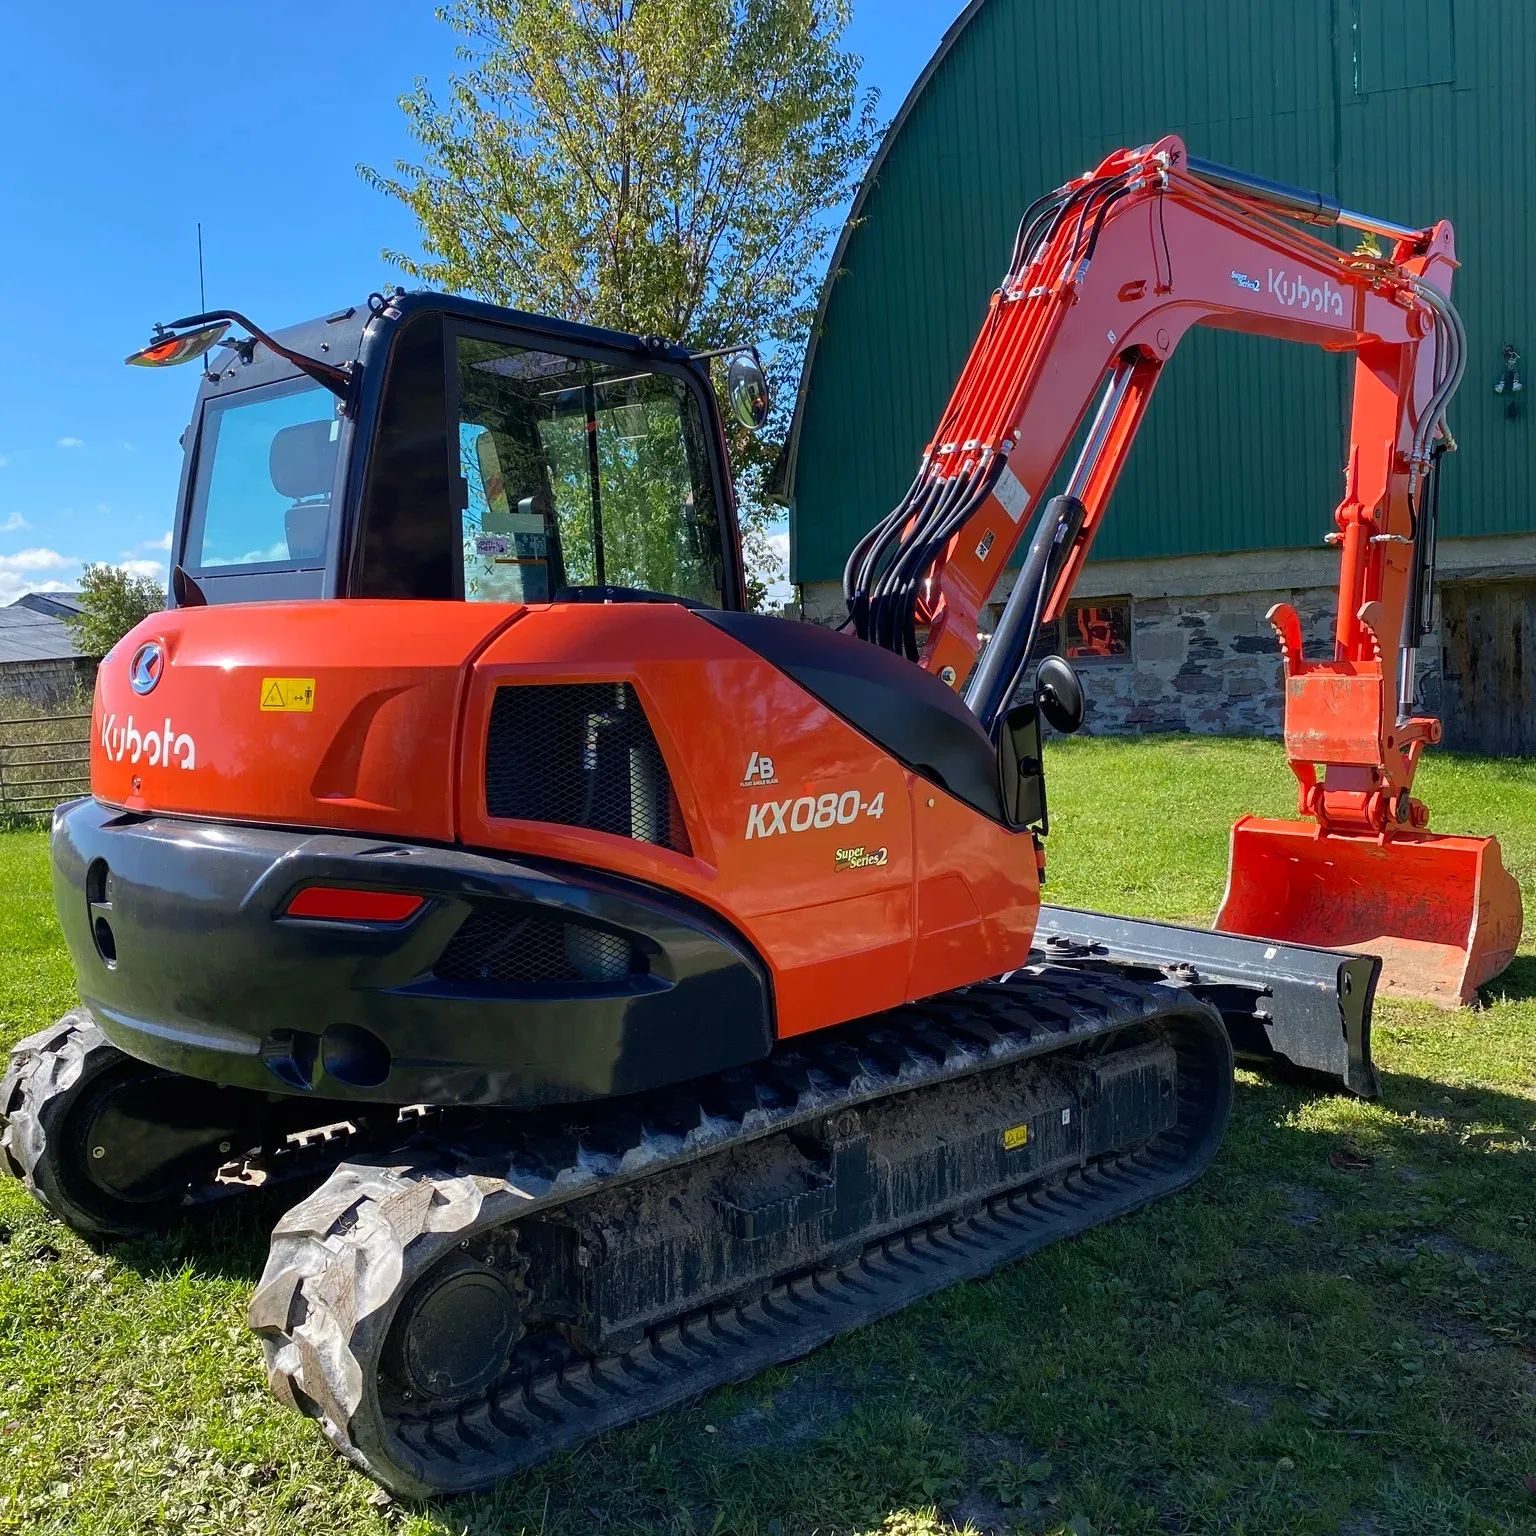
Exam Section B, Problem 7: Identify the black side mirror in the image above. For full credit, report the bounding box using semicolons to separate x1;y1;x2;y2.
997;701;1047;830
1036;654;1086;734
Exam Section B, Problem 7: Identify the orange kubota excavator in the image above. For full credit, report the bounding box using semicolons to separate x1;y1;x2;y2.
0;136;1517;1496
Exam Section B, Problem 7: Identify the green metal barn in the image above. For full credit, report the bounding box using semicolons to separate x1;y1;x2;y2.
778;0;1535;752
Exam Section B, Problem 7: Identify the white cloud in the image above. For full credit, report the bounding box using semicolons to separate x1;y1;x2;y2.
1;513;28;533
57;437;84;449
0;547;71;574
115;558;167;582
0;454;8;468
0;574;75;606
0;551;77;607
145;530;173;551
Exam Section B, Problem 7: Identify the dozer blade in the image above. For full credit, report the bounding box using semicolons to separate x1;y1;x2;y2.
1214;816;1524;1007
1036;904;1379;1097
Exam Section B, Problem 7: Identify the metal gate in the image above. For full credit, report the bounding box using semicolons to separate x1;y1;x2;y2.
0;711;91;816
1440;581;1536;757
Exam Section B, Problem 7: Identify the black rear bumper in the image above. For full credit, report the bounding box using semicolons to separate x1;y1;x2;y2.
50;800;773;1108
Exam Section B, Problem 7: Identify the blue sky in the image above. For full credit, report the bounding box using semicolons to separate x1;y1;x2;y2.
0;1;954;607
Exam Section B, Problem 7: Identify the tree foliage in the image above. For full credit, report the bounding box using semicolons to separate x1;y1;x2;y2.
365;0;880;606
65;565;165;659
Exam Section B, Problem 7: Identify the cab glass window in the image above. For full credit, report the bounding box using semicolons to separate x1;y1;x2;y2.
455;336;724;606
188;379;338;570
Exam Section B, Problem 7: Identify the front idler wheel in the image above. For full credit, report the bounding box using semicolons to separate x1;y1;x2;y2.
380;1247;528;1407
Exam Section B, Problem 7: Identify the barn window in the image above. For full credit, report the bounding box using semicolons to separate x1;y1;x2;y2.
1065;598;1133;663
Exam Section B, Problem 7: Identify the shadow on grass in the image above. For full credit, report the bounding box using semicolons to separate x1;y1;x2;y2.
1477;951;1536;1006
107;1178;328;1284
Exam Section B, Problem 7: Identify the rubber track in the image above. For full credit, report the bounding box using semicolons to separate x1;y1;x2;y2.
0;1010;131;1235
1;1014;439;1234
250;965;1231;1498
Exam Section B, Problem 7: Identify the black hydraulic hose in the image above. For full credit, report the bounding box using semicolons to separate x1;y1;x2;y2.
1009;190;1070;274
966;494;1086;736
844;464;925;624
895;458;1004;659
1080;183;1138;263
1046;180;1111;266
1064;176;1127;264
845;170;1137;660
865;472;953;649
1012;192;1075;277
1007;189;1070;276
872;470;972;652
850;467;937;625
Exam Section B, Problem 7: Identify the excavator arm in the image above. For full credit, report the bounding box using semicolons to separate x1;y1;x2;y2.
847;135;1521;1004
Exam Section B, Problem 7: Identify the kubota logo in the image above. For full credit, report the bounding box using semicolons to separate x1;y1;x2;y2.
129;641;164;695
1268;267;1345;317
101;714;196;771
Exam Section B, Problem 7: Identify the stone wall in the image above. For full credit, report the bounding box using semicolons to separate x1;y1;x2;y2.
1075;588;1329;736
795;575;1449;739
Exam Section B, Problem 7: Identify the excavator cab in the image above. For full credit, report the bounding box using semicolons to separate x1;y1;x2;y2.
139;293;755;614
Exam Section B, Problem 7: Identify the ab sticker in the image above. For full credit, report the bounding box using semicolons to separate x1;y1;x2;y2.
260;678;316;713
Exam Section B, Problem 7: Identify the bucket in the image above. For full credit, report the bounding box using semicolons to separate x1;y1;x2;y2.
1215;816;1523;1006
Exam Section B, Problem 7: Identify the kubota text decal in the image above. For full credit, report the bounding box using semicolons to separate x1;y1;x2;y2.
101;714;196;770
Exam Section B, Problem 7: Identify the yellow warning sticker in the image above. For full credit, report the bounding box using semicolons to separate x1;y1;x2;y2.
1002;1123;1029;1151
260;677;316;713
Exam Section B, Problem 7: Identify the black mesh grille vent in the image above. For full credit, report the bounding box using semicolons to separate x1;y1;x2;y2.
484;682;692;855
434;909;641;985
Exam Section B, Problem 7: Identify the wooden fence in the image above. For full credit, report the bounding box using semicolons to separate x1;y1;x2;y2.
0;711;92;817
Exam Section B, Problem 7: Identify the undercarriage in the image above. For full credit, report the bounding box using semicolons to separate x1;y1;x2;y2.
3;964;1230;1496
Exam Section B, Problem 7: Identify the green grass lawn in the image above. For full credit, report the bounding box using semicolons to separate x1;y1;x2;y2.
1;737;1533;1536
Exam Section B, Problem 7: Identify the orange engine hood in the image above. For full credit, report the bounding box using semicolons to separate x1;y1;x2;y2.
92;601;523;838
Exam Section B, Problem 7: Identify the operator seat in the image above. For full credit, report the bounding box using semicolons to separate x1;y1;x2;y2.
269;419;339;562
697;609;1005;824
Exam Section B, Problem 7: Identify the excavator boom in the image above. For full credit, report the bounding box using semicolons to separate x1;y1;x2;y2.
847;135;1521;1004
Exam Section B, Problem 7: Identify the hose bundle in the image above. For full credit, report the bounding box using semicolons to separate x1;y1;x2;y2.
843;170;1138;659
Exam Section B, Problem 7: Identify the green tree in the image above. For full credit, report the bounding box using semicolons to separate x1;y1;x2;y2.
65;565;165;659
365;0;880;607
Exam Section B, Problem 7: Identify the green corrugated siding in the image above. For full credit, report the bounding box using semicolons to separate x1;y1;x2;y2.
791;0;1535;583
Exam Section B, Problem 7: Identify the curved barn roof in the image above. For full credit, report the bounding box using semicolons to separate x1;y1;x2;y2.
781;0;1535;587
